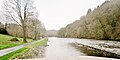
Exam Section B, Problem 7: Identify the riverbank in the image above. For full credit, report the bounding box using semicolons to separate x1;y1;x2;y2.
70;38;120;59
15;38;48;59
0;38;48;60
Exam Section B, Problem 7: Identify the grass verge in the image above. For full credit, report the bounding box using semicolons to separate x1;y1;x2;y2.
0;34;33;50
0;38;48;60
31;38;48;47
0;48;29;60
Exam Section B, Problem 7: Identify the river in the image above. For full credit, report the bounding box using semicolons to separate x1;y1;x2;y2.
41;37;120;60
20;37;120;60
44;37;86;59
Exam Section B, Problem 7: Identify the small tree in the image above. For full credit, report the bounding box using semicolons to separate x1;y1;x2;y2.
87;8;92;15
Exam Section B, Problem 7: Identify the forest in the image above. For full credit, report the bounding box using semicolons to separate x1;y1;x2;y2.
58;0;120;40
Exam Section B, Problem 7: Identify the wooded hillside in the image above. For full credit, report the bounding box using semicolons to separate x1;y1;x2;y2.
58;0;120;40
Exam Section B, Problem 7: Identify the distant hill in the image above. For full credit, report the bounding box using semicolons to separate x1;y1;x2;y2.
46;30;58;37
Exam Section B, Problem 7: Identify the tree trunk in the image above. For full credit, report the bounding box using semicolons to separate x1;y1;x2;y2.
34;30;37;40
4;23;7;30
23;24;27;43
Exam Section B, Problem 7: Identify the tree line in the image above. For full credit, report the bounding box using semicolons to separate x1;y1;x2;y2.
58;0;120;40
0;0;46;42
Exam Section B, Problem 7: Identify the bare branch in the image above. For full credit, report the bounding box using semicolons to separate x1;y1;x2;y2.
7;11;22;27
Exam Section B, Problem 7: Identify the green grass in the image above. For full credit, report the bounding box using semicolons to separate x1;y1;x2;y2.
0;48;29;60
31;38;48;47
0;34;33;50
0;38;48;60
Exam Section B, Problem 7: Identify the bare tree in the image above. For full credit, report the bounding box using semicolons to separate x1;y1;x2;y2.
26;18;41;40
2;0;36;42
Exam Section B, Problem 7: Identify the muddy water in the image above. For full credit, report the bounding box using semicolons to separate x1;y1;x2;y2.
44;37;86;59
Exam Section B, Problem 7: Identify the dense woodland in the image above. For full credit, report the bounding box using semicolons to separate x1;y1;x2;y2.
58;0;120;40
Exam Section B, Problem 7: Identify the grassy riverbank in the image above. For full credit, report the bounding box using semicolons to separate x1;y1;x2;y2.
0;38;48;60
0;34;33;50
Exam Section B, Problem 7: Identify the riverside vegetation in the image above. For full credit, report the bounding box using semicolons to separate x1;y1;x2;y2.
58;0;120;40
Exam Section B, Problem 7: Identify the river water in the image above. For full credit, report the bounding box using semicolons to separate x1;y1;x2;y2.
43;37;86;59
42;37;120;60
19;37;120;60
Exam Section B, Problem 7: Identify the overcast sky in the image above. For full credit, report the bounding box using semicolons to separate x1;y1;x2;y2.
0;0;106;30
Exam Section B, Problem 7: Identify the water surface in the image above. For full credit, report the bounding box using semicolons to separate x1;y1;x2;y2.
44;37;86;59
